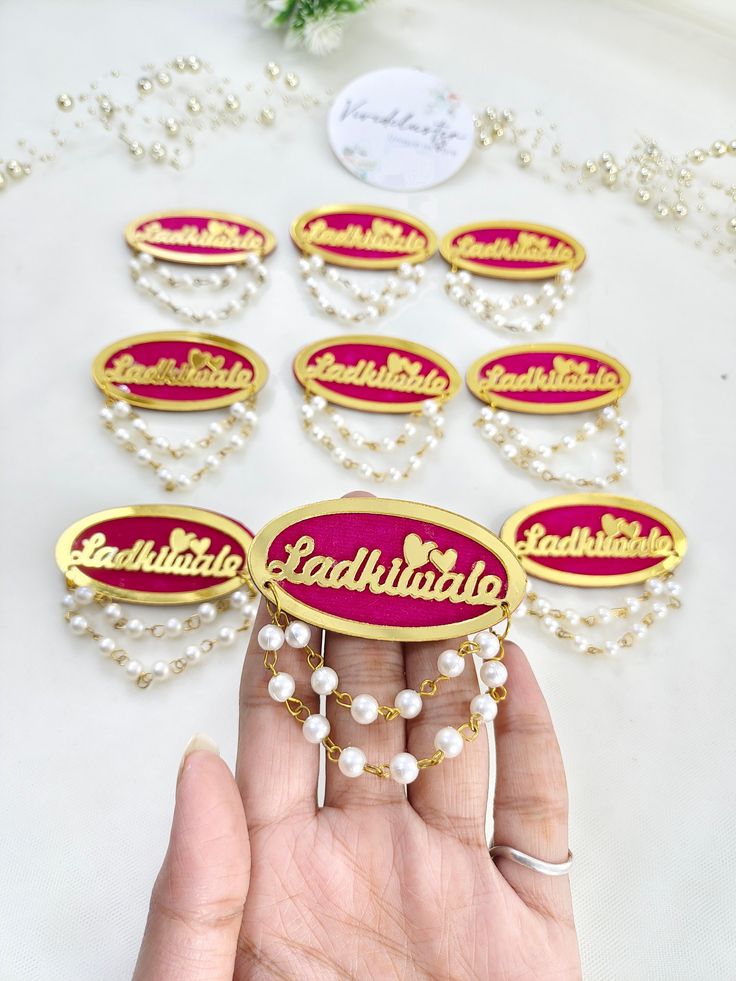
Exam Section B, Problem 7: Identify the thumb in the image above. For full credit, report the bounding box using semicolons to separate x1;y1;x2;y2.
133;734;250;981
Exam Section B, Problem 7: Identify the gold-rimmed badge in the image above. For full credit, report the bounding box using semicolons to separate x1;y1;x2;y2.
125;210;276;265
501;494;686;588
93;332;269;412
248;497;527;641
440;221;585;280
467;344;630;415
294;335;461;414
291;204;437;270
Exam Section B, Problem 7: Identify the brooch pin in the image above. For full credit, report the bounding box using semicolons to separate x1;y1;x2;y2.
94;332;268;491
501;494;686;656
441;221;585;334
291;205;436;325
125;210;276;325
467;344;631;488
57;506;258;688
248;497;526;783
294;335;460;482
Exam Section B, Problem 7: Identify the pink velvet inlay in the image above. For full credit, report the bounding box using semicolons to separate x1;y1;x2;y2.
478;350;619;406
515;504;672;576
303;211;426;261
298;341;449;406
70;515;249;594
104;339;254;402
268;512;509;628
453;226;574;270
135;214;260;258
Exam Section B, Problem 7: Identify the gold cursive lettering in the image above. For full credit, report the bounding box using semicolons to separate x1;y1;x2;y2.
304;217;426;255
133;219;263;252
516;516;674;560
105;348;253;391
450;231;574;264
69;529;243;578
306;351;448;397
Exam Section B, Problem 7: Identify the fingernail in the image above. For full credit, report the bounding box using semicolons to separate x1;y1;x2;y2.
177;732;219;783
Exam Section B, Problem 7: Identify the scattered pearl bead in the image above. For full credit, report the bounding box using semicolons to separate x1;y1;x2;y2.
198;602;217;623
98;637;116;655
125;659;144;679
125;618;145;639
218;626;236;646
185;645;201;663
153;660;171;681
258;624;284;651
69;615;88;635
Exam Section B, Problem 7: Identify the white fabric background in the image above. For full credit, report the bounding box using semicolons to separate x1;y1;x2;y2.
1;2;734;979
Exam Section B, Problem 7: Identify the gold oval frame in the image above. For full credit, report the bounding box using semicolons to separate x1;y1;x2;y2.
248;497;527;641
500;494;687;588
56;505;254;604
466;343;630;415
293;334;461;414
290;204;437;270
124;210;277;265
440;220;586;280
92;331;269;412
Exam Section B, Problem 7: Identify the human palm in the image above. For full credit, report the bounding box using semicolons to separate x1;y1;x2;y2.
134;603;579;980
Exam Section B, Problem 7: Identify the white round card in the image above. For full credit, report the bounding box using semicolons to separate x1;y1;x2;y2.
328;67;475;191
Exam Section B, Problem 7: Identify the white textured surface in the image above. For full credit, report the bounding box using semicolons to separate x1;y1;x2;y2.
0;2;734;979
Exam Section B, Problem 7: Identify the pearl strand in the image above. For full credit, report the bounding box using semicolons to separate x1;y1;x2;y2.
445;267;575;333
299;254;424;324
299;394;444;482
130;251;267;324
521;574;682;656
99;397;258;491
62;585;257;687
476;403;628;489
258;612;510;783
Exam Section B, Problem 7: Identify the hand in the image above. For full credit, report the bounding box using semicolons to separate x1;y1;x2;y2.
133;605;580;979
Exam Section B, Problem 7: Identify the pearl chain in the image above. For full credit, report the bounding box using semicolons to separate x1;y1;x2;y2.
258;609;511;784
62;583;257;687
476;403;628;489
99;396;258;491
445;267;575;333
130;251;268;324
300;393;445;482
298;254;424;324
519;574;681;656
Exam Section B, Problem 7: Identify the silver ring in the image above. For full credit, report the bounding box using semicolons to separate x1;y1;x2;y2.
489;844;573;877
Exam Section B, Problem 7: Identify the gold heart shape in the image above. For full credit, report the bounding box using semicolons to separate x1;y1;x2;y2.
169;527;195;553
552;355;587;375
189;536;212;556
403;533;437;568
386;352;422;377
430;547;458;573
616;519;641;539
600;513;620;536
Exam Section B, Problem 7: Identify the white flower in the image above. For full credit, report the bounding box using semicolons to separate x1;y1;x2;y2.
300;11;344;55
246;0;288;28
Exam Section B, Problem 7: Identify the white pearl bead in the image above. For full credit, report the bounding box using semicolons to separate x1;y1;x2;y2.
98;637;116;655
285;620;311;648
175;474;192;491
126;618;145;639
434;726;464;759
230;590;248;610
573;635;587;652
104;602;122;621
475;630;501;659
218;626;236;646
646;578;664;595
602;406;617;421
470;693;498;723
113;400;131;418
652;602;668;619
125;659;144;679
69;614;88;635
632;623;648;638
198;602;217;623
153;660;170;681
229;434;245;450
389;752;419;785
302;713;330;744
603;641;619;656
626;597;641;613
185;644;201;663
480;659;508;688
542;615;558;632
74;586;95;606
564;608;580;625
153;435;170;451
437;648;465;677
665;581;681;597
61;593;77;612
136;448;152;465
157;467;173;485
359;463;374;479
165;617;183;638
596;606;612;624
205;454;220;470
394;689;422;719
338;746;366;778
350;693;379;725
561;434;576;449
268;672;295;702
536;597;552;614
311;665;338;695
258;624;284;651
209;422;223;437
